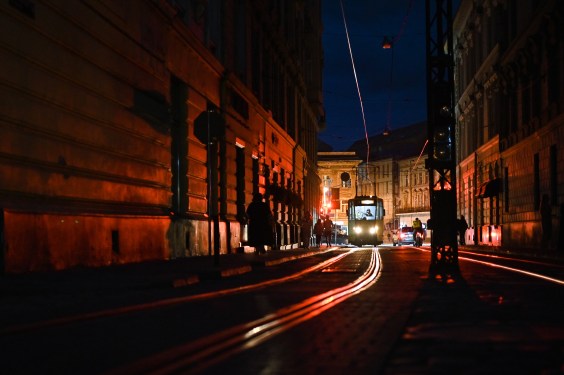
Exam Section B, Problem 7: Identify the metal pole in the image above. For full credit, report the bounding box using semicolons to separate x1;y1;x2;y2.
207;111;212;259
426;0;459;278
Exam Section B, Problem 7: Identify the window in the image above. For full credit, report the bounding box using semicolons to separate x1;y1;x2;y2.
236;144;246;220
534;153;540;209
550;145;557;205
503;167;508;212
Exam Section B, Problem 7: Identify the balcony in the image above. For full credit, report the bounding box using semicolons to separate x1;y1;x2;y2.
395;205;430;214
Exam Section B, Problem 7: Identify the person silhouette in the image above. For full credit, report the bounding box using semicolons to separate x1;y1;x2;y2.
314;218;324;247
458;215;468;245
246;193;273;254
323;215;333;246
300;210;313;249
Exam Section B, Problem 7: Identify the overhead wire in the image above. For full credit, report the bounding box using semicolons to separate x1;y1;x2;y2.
391;0;415;45
337;0;417;165
339;0;370;164
384;0;415;135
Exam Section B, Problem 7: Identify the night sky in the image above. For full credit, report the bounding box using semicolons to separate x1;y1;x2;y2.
321;0;460;151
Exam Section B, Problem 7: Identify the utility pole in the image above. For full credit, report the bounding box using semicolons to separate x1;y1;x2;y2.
425;0;459;278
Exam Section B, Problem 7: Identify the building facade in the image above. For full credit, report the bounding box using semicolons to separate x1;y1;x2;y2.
454;0;564;252
345;123;431;237
0;0;323;273
318;148;430;241
396;156;430;229
317;152;362;233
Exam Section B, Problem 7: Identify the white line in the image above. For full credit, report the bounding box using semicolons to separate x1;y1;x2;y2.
459;250;564;268
458;255;564;286
415;247;564;285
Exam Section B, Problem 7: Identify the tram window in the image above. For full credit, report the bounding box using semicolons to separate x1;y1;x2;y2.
354;206;376;220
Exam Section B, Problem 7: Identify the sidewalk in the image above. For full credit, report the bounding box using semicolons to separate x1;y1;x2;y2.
0;247;331;298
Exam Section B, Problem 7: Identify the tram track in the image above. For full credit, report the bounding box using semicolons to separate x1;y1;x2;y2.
414;247;564;285
2;249;354;335
106;248;381;374
2;248;383;374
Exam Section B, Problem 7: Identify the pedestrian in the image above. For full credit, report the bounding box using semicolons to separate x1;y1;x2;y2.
412;217;423;238
458;215;468;245
246;193;273;254
300;210;313;249
323;215;333;247
313;218;324;247
540;194;552;249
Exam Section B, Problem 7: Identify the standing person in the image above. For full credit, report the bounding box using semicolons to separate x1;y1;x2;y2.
313;218;324;247
300;210;313;249
458;215;468;245
323;215;333;247
246;193;273;254
412;217;423;238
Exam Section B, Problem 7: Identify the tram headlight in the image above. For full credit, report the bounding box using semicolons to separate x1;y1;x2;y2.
369;226;377;234
353;226;362;234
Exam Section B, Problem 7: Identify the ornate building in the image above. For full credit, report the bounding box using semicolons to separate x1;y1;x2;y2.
317;151;362;231
321;123;430;239
454;0;563;251
0;0;323;273
396;155;429;229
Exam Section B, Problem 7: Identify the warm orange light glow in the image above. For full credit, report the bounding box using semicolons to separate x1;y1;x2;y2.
322;186;330;208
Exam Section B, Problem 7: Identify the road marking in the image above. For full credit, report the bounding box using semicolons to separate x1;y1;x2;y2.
105;249;382;375
415;248;564;286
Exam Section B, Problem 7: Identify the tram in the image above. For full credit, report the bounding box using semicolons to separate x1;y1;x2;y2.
347;195;385;246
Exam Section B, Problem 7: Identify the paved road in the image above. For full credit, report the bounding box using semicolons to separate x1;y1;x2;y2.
1;246;562;374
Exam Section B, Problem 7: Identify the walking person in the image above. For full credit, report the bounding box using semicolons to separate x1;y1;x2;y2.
458;215;468;245
323;215;333;247
300;210;313;249
313;218;324;247
246;193;273;254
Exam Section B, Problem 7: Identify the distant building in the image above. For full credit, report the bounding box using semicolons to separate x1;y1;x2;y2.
317;152;362;233
454;0;563;251
396;156;430;229
321;123;431;239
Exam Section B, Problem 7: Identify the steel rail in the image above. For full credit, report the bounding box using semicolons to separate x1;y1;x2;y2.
105;248;382;375
416;248;564;285
459;250;564;269
2;250;353;335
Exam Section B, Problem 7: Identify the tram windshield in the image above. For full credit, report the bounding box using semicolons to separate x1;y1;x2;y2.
354;205;376;220
349;197;384;221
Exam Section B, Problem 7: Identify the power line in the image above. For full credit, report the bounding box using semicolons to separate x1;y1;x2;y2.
339;0;370;164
